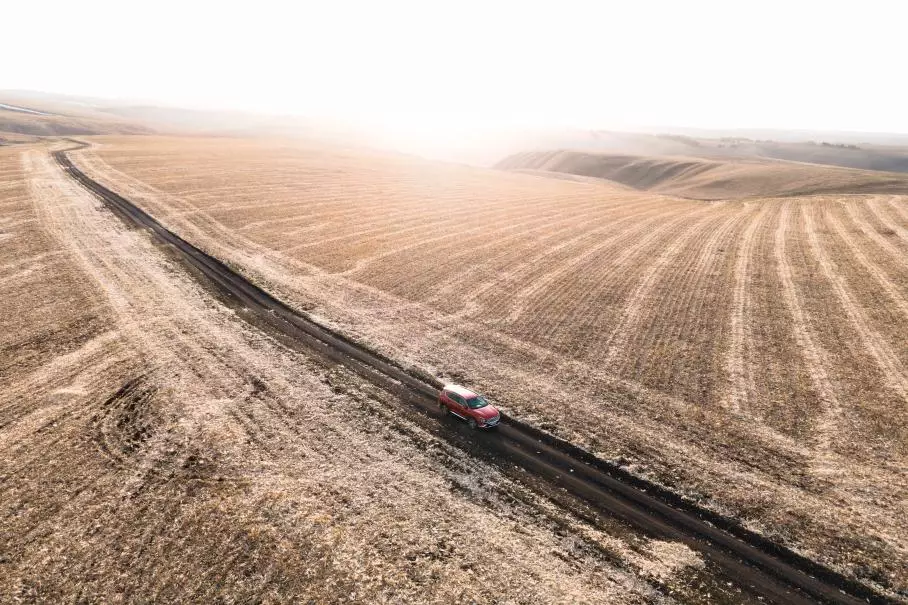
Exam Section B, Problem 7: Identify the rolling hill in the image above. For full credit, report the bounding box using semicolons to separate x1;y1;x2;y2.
497;149;908;199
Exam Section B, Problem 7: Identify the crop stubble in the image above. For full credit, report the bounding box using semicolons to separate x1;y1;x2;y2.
74;136;908;596
1;145;712;603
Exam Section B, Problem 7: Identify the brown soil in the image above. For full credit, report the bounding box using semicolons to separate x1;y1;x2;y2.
0;144;734;603
70;135;908;599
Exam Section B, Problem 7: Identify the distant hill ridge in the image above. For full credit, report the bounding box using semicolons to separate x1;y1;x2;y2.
497;149;908;199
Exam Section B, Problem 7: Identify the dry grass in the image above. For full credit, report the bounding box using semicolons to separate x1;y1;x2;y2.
73;135;908;597
0;144;733;603
499;150;908;200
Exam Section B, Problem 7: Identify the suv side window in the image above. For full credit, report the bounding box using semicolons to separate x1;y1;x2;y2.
449;393;465;407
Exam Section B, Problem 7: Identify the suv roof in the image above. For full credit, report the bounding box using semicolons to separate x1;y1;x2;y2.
443;384;478;398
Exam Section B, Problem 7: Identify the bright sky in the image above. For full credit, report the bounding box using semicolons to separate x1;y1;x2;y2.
4;0;907;135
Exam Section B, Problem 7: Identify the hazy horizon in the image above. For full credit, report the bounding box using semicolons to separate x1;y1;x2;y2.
9;86;908;140
5;0;907;139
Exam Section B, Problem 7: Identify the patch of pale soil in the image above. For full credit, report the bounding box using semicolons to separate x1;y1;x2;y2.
642;541;705;581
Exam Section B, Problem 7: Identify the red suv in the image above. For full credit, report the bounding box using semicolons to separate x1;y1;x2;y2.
438;384;501;429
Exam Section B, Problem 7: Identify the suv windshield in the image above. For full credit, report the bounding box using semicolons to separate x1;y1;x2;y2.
465;396;489;409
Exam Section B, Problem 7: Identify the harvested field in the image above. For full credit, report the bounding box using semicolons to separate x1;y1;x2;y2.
72;135;908;598
1;144;725;603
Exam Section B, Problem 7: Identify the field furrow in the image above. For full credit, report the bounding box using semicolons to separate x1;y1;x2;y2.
444;198;676;316
827;203;908;319
474;203;684;325
878;194;908;237
613;203;754;402
803;203;908;402
298;193;576;265
842;202;908;277
782;202;906;463
773;201;842;452
861;195;908;256
347;194;612;286
723;202;775;414
386;197;678;314
597;206;728;371
505;204;709;350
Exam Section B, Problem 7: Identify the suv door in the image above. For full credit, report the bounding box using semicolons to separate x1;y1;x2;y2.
441;390;458;413
448;393;468;418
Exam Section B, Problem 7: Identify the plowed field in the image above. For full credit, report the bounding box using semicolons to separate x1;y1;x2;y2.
4;143;717;603
68;136;908;597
